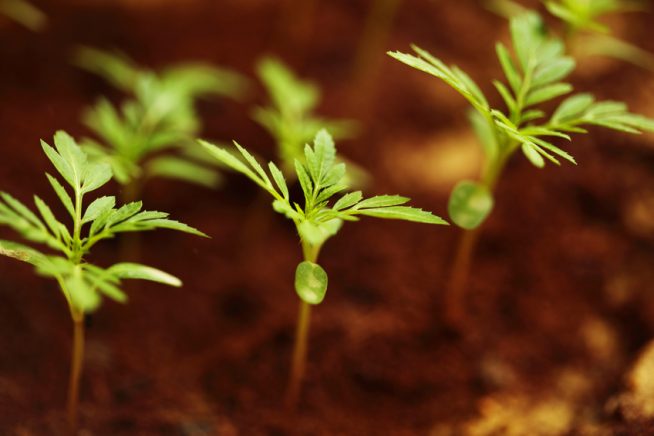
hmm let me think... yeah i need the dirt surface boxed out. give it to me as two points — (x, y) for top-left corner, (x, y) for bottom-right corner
(1, 0), (654, 434)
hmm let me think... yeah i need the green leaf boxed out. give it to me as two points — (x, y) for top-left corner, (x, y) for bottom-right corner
(81, 162), (113, 193)
(525, 83), (572, 106)
(108, 262), (182, 287)
(298, 219), (342, 246)
(1, 192), (44, 230)
(46, 174), (75, 219)
(532, 57), (575, 87)
(354, 195), (409, 209)
(268, 162), (289, 200)
(33, 195), (64, 239)
(66, 265), (101, 313)
(496, 42), (521, 92)
(355, 206), (448, 224)
(521, 142), (545, 168)
(333, 191), (363, 211)
(83, 196), (116, 224)
(447, 181), (494, 230)
(146, 155), (220, 188)
(52, 130), (87, 190)
(295, 261), (328, 305)
(0, 239), (47, 267)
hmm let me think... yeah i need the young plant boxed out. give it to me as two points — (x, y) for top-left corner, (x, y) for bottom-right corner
(0, 0), (45, 31)
(389, 11), (654, 325)
(76, 47), (248, 202)
(486, 0), (654, 70)
(253, 57), (361, 179)
(200, 129), (447, 408)
(0, 131), (205, 432)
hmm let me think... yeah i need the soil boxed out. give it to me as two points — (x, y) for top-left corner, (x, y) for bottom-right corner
(1, 0), (654, 434)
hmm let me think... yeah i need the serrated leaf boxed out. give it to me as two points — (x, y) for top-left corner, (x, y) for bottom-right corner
(447, 181), (494, 230)
(295, 261), (328, 305)
(355, 206), (448, 224)
(83, 196), (116, 224)
(552, 94), (595, 123)
(532, 57), (575, 87)
(46, 174), (75, 219)
(525, 83), (572, 106)
(354, 195), (409, 209)
(53, 130), (87, 190)
(268, 162), (289, 200)
(81, 162), (112, 193)
(333, 191), (363, 211)
(1, 192), (44, 229)
(33, 195), (64, 239)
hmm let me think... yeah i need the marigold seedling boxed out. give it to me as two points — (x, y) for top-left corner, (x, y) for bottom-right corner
(200, 129), (447, 408)
(389, 11), (654, 325)
(487, 0), (654, 70)
(0, 131), (206, 432)
(75, 47), (248, 200)
(253, 57), (363, 180)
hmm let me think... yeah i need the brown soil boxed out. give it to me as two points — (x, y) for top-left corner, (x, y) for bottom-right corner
(1, 0), (654, 434)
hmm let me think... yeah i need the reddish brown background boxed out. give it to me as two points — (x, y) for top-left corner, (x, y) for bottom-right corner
(1, 0), (654, 434)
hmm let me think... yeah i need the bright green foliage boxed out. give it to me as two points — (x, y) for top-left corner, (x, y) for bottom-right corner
(0, 131), (206, 315)
(448, 181), (494, 230)
(200, 129), (447, 304)
(295, 261), (328, 305)
(389, 12), (654, 229)
(76, 47), (247, 189)
(253, 57), (358, 177)
(487, 0), (653, 69)
(543, 0), (642, 32)
(0, 0), (46, 31)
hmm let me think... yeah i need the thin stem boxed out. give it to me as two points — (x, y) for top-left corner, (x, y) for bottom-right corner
(285, 239), (321, 411)
(444, 148), (511, 327)
(285, 300), (311, 411)
(67, 313), (84, 435)
(71, 190), (83, 264)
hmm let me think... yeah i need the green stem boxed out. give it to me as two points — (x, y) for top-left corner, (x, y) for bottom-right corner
(285, 240), (321, 411)
(445, 146), (511, 327)
(67, 312), (84, 435)
(71, 190), (83, 264)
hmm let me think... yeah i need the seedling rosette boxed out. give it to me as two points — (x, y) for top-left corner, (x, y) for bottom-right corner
(200, 129), (447, 408)
(389, 11), (654, 325)
(76, 47), (248, 199)
(0, 131), (206, 432)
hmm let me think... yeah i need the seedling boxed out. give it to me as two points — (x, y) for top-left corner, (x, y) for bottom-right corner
(487, 0), (654, 70)
(75, 47), (247, 201)
(389, 12), (654, 325)
(0, 0), (45, 31)
(200, 129), (447, 408)
(253, 57), (361, 179)
(0, 131), (205, 432)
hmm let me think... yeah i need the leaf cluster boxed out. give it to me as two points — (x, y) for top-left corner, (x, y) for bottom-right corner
(252, 57), (357, 176)
(200, 130), (446, 304)
(389, 12), (654, 228)
(0, 131), (205, 314)
(76, 47), (247, 188)
(201, 129), (446, 245)
(543, 0), (644, 33)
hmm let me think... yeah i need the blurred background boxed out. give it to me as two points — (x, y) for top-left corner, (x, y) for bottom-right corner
(1, 0), (654, 434)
